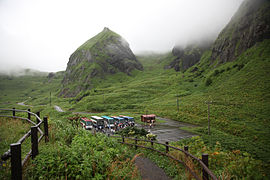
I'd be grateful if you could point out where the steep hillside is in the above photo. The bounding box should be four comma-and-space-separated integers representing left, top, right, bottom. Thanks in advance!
211, 0, 270, 63
60, 27, 143, 97
168, 42, 212, 71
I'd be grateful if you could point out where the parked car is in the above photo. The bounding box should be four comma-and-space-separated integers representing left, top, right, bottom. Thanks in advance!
141, 114, 156, 123
80, 117, 94, 130
101, 116, 115, 129
112, 116, 127, 129
91, 116, 105, 131
119, 115, 135, 126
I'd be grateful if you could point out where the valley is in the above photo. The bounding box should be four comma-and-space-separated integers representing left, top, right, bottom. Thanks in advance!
0, 0, 270, 178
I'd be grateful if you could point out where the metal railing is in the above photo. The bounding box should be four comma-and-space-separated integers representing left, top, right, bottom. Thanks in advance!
110, 135, 217, 180
0, 108, 49, 180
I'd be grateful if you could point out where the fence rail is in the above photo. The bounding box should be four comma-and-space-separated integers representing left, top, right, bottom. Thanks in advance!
110, 135, 217, 180
0, 108, 49, 180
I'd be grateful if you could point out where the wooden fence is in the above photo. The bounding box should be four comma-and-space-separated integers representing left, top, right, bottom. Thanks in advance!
0, 108, 49, 180
110, 135, 217, 180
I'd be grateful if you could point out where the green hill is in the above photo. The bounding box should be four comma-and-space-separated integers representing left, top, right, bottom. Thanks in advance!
60, 27, 143, 97
0, 0, 269, 176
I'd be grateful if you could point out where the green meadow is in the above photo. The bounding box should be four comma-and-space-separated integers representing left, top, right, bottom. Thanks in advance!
0, 39, 269, 179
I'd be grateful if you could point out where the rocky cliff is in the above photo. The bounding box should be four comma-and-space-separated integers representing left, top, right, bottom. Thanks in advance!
167, 42, 212, 72
211, 0, 270, 63
60, 27, 143, 97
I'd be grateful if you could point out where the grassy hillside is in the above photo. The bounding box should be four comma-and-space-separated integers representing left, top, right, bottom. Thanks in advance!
0, 40, 269, 175
65, 39, 270, 165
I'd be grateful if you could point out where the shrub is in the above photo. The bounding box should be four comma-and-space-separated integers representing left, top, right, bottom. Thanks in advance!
237, 64, 244, 70
213, 69, 220, 76
205, 77, 212, 86
117, 126, 148, 138
27, 132, 137, 179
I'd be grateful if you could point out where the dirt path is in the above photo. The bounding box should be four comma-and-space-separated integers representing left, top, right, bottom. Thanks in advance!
135, 156, 171, 180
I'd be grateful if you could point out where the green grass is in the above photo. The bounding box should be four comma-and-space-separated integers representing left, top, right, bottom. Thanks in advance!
0, 117, 33, 179
0, 39, 269, 178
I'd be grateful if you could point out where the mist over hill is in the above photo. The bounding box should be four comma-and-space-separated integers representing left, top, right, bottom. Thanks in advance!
0, 67, 48, 77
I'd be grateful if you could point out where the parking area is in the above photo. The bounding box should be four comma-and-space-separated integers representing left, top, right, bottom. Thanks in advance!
137, 117, 197, 143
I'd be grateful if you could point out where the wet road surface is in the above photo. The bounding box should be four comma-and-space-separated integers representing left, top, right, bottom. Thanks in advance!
137, 117, 197, 143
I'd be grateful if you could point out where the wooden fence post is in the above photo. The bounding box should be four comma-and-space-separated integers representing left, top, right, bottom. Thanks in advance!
28, 109, 31, 120
135, 138, 138, 150
165, 142, 169, 153
31, 126, 39, 159
36, 112, 40, 124
12, 108, 15, 117
44, 117, 49, 143
10, 143, 22, 180
184, 145, 189, 177
202, 154, 209, 180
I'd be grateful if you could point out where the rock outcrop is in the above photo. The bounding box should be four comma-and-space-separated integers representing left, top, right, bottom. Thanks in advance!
60, 27, 143, 97
211, 0, 270, 63
168, 42, 212, 72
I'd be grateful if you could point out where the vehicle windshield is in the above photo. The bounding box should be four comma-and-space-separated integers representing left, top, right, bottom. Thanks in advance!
120, 119, 125, 123
97, 120, 104, 126
85, 121, 93, 126
128, 118, 134, 122
108, 119, 115, 124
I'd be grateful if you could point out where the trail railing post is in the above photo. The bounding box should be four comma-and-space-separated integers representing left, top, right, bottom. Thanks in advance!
165, 142, 169, 153
202, 154, 209, 180
184, 145, 189, 177
184, 146, 189, 152
28, 109, 31, 120
10, 143, 22, 180
36, 112, 40, 124
44, 117, 49, 143
31, 126, 39, 159
135, 138, 138, 150
12, 108, 15, 117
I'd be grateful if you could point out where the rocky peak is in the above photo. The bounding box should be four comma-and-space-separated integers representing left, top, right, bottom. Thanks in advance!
60, 27, 143, 97
211, 0, 270, 63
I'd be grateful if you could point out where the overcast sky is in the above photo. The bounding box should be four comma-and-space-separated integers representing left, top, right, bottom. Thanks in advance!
0, 0, 244, 72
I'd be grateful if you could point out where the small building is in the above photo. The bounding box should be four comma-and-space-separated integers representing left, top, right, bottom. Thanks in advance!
141, 114, 156, 123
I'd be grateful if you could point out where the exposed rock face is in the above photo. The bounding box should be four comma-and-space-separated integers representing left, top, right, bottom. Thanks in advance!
60, 27, 143, 97
211, 0, 270, 63
168, 43, 211, 71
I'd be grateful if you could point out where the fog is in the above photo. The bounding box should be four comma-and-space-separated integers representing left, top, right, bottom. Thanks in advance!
0, 0, 244, 72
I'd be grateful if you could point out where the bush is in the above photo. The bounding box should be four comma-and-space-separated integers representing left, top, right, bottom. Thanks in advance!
175, 136, 266, 179
213, 69, 220, 76
238, 64, 244, 70
117, 126, 148, 138
27, 132, 138, 179
205, 77, 212, 86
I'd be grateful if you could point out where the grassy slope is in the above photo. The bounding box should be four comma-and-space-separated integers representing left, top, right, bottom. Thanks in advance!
0, 40, 269, 165
69, 40, 270, 163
